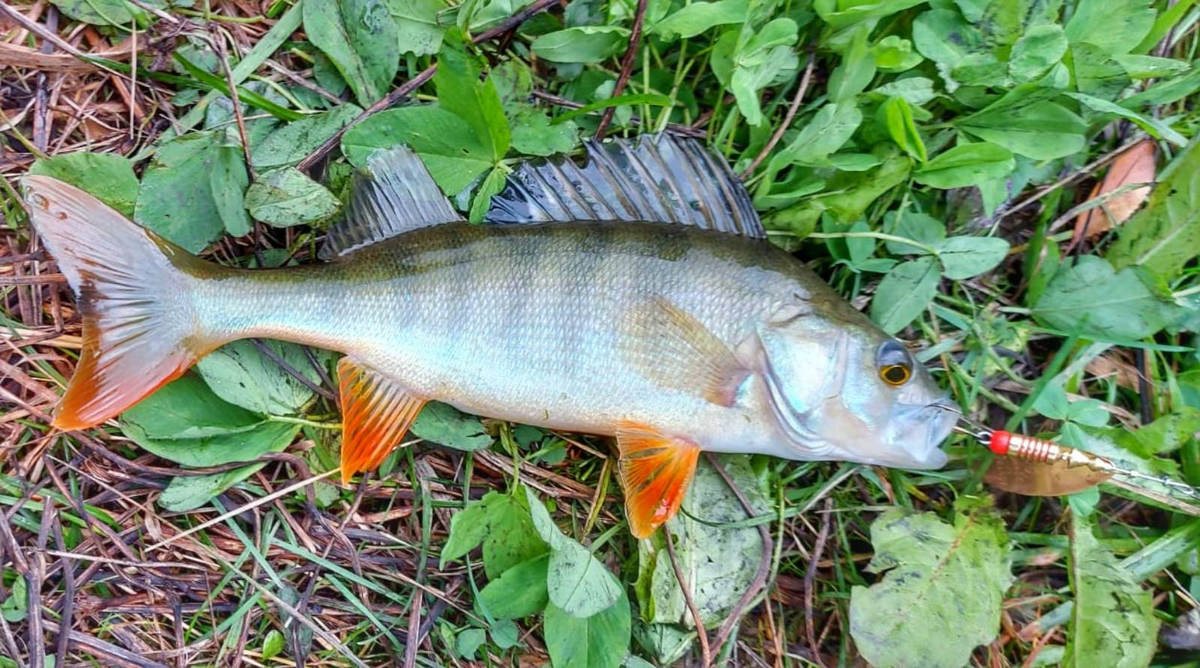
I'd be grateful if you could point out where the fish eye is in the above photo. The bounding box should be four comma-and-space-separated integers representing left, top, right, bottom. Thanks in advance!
876, 340, 913, 387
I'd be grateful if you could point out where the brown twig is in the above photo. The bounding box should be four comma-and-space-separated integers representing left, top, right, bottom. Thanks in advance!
594, 0, 649, 139
803, 497, 833, 667
705, 453, 775, 658
664, 530, 712, 666
741, 52, 816, 179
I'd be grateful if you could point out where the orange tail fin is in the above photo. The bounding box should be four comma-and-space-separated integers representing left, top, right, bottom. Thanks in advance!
22, 176, 211, 430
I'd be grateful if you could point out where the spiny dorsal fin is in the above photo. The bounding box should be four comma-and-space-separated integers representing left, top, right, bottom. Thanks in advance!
320, 146, 462, 260
485, 133, 765, 238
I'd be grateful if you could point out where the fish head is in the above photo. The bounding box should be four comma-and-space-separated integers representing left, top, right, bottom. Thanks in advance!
754, 309, 956, 469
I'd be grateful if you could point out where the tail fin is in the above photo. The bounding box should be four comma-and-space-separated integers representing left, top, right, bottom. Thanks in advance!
22, 176, 210, 430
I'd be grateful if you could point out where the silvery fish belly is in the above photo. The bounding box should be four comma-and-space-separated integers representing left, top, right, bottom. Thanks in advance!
21, 133, 956, 539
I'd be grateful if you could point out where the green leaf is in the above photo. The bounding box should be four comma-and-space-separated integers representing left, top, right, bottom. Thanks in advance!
552, 94, 673, 124
912, 9, 985, 89
196, 340, 321, 415
1064, 512, 1159, 668
827, 25, 876, 103
211, 146, 252, 237
1065, 92, 1186, 146
873, 35, 923, 73
814, 0, 926, 30
1064, 0, 1155, 56
959, 101, 1086, 161
342, 106, 494, 194
770, 102, 862, 169
914, 143, 1015, 189
870, 257, 941, 334
721, 19, 799, 126
122, 374, 264, 442
252, 106, 363, 169
849, 498, 1013, 668
0, 576, 26, 623
135, 133, 242, 252
526, 488, 621, 618
509, 107, 579, 157
1108, 135, 1200, 278
477, 554, 551, 619
652, 0, 746, 39
50, 0, 145, 27
159, 434, 298, 513
441, 499, 491, 566
388, 0, 447, 56
880, 97, 926, 162
1116, 408, 1200, 456
245, 168, 341, 227
871, 77, 937, 106
934, 236, 1009, 279
410, 402, 493, 451
436, 43, 510, 162
262, 630, 285, 661
469, 166, 509, 223
483, 491, 548, 578
1008, 24, 1068, 83
638, 456, 768, 627
1114, 54, 1190, 79
882, 210, 944, 254
303, 0, 400, 106
544, 590, 632, 668
1072, 43, 1132, 101
1032, 256, 1170, 340
532, 27, 631, 63
28, 152, 139, 216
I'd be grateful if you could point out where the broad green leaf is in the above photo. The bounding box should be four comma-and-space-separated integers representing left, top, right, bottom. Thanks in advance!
882, 210, 944, 254
510, 107, 579, 157
914, 143, 1015, 189
196, 340, 321, 415
871, 77, 937, 106
211, 146, 252, 237
880, 96, 926, 162
1115, 408, 1200, 456
483, 491, 548, 578
544, 590, 632, 668
935, 236, 1009, 279
873, 35, 923, 73
342, 106, 494, 194
771, 102, 862, 168
721, 19, 799, 126
135, 132, 240, 252
1009, 24, 1067, 83
870, 257, 941, 333
262, 630, 285, 661
411, 402, 493, 451
827, 25, 876, 103
1114, 54, 1190, 79
730, 45, 799, 126
245, 168, 341, 227
50, 0, 145, 26
1064, 512, 1159, 667
639, 456, 768, 627
455, 628, 486, 659
252, 106, 363, 169
28, 152, 139, 216
441, 499, 491, 565
159, 426, 298, 513
959, 101, 1086, 161
813, 0, 926, 30
435, 43, 510, 162
634, 623, 695, 665
652, 0, 746, 39
1072, 43, 1133, 101
1065, 92, 1186, 146
912, 9, 984, 87
526, 488, 621, 618
477, 554, 551, 619
767, 154, 912, 237
1109, 137, 1200, 278
1064, 0, 1155, 56
122, 374, 263, 442
303, 0, 400, 106
532, 26, 631, 63
849, 498, 1013, 668
1032, 256, 1170, 340
388, 0, 447, 56
0, 577, 26, 623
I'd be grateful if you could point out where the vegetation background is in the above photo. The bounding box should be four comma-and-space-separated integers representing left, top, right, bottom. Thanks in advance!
2, 0, 1200, 666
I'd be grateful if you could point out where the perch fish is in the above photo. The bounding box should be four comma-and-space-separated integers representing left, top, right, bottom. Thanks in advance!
22, 134, 956, 537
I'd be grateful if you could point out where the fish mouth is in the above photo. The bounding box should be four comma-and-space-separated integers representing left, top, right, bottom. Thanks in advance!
905, 399, 959, 469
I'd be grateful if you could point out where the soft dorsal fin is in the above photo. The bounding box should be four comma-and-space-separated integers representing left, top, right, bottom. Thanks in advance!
320, 146, 462, 260
485, 133, 765, 238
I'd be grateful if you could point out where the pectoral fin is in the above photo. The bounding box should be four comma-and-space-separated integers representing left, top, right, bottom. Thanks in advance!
338, 358, 426, 484
622, 297, 749, 406
616, 423, 701, 538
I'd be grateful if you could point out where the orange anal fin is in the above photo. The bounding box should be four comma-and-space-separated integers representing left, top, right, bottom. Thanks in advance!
621, 297, 749, 406
338, 358, 426, 484
616, 423, 701, 539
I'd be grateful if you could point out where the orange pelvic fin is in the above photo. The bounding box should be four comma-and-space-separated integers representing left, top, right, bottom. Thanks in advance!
20, 176, 208, 430
621, 297, 749, 406
337, 357, 426, 484
616, 423, 701, 539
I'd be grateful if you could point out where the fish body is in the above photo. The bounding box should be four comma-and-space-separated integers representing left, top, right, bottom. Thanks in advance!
22, 135, 955, 537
